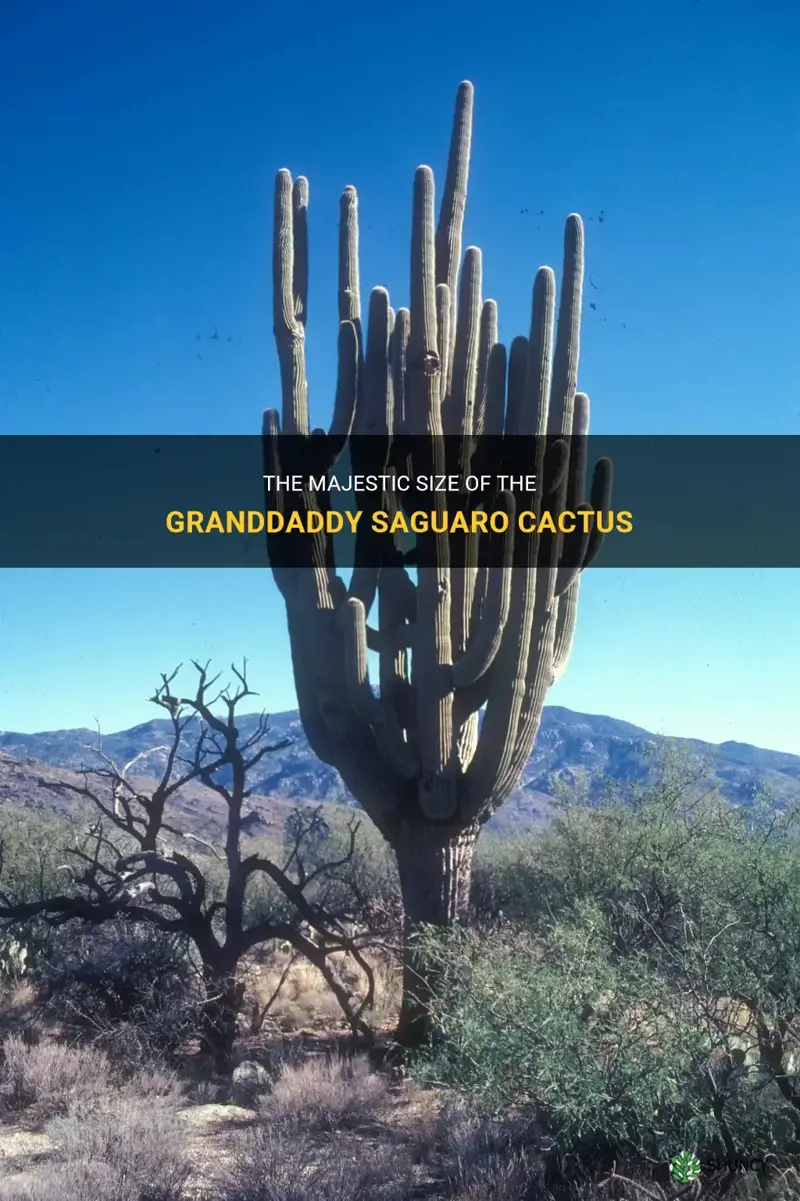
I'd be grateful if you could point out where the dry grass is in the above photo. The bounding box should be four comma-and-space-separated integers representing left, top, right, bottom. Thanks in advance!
245, 947, 401, 1033
448, 1148, 540, 1201
0, 1067, 190, 1200
216, 1127, 413, 1201
0, 1037, 115, 1121
0, 1161, 128, 1201
46, 1095, 190, 1199
260, 1053, 389, 1132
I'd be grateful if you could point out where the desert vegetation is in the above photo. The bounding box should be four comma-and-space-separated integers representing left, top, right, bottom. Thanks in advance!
0, 661, 393, 1073
2, 709, 799, 1198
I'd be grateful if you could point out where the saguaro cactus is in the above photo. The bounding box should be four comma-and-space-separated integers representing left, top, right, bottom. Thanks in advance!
264, 81, 611, 1043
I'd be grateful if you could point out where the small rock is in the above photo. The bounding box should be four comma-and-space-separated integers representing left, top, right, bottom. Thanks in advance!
180, 1103, 255, 1126
231, 1059, 271, 1107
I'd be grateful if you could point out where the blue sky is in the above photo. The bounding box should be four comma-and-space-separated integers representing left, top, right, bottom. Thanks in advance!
0, 0, 798, 754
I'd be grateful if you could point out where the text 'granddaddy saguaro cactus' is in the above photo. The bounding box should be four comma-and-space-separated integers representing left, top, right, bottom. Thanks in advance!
263, 81, 612, 1043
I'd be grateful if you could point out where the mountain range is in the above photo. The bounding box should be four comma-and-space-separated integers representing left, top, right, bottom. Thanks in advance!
1, 707, 798, 836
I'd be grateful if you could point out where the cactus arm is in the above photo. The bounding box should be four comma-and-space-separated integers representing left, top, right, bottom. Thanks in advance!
378, 555, 413, 726
285, 604, 342, 765
338, 187, 362, 328
273, 170, 310, 435
473, 299, 498, 437
584, 457, 614, 567
408, 167, 441, 433
334, 185, 363, 444
348, 285, 395, 613
435, 283, 451, 423
468, 337, 508, 648
555, 391, 591, 596
451, 491, 515, 688
523, 267, 556, 436
547, 215, 584, 436
359, 287, 392, 437
503, 335, 530, 437
552, 578, 581, 683
293, 177, 309, 328
445, 246, 482, 657
408, 165, 455, 812
435, 80, 474, 396
443, 245, 482, 437
390, 308, 410, 438
323, 320, 359, 467
340, 598, 419, 778
464, 268, 556, 805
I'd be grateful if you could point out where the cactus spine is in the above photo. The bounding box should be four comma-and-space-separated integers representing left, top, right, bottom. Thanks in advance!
265, 82, 611, 1042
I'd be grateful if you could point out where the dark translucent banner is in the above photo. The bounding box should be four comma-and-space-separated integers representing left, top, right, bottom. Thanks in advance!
0, 435, 797, 567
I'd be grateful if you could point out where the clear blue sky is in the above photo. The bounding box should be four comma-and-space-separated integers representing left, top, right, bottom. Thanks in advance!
0, 0, 798, 754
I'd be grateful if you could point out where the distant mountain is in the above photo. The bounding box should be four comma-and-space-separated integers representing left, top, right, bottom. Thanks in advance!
0, 707, 797, 833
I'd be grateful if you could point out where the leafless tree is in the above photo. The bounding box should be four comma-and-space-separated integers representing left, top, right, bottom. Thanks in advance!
0, 661, 376, 1071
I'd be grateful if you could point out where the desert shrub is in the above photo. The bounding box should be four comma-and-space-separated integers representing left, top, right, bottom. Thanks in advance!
417, 764, 800, 1168
448, 1146, 540, 1201
0, 1162, 128, 1201
418, 918, 715, 1162
260, 1053, 388, 1131
0, 1035, 114, 1118
0, 808, 78, 969
0, 1090, 190, 1201
35, 920, 204, 1061
219, 1127, 411, 1201
0, 809, 73, 905
46, 1093, 190, 1201
322, 813, 402, 935
244, 809, 401, 940
471, 832, 536, 925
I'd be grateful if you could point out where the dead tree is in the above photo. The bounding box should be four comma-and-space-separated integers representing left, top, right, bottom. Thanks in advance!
0, 661, 375, 1071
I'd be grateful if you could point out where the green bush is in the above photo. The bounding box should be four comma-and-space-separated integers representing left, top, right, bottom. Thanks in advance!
418, 759, 800, 1169
0, 807, 77, 967
243, 808, 401, 937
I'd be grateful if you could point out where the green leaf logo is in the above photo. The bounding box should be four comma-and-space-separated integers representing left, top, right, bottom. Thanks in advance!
670, 1151, 701, 1182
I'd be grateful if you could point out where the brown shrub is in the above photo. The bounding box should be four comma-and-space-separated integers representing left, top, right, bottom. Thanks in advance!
46, 1094, 190, 1201
449, 1147, 539, 1201
0, 1162, 134, 1201
218, 1127, 412, 1201
261, 1054, 388, 1132
0, 1036, 114, 1119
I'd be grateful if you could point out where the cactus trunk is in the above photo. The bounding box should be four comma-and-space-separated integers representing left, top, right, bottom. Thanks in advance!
264, 82, 612, 1045
394, 822, 477, 1045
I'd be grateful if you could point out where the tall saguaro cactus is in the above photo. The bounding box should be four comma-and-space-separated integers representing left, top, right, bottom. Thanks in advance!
264, 81, 611, 1044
